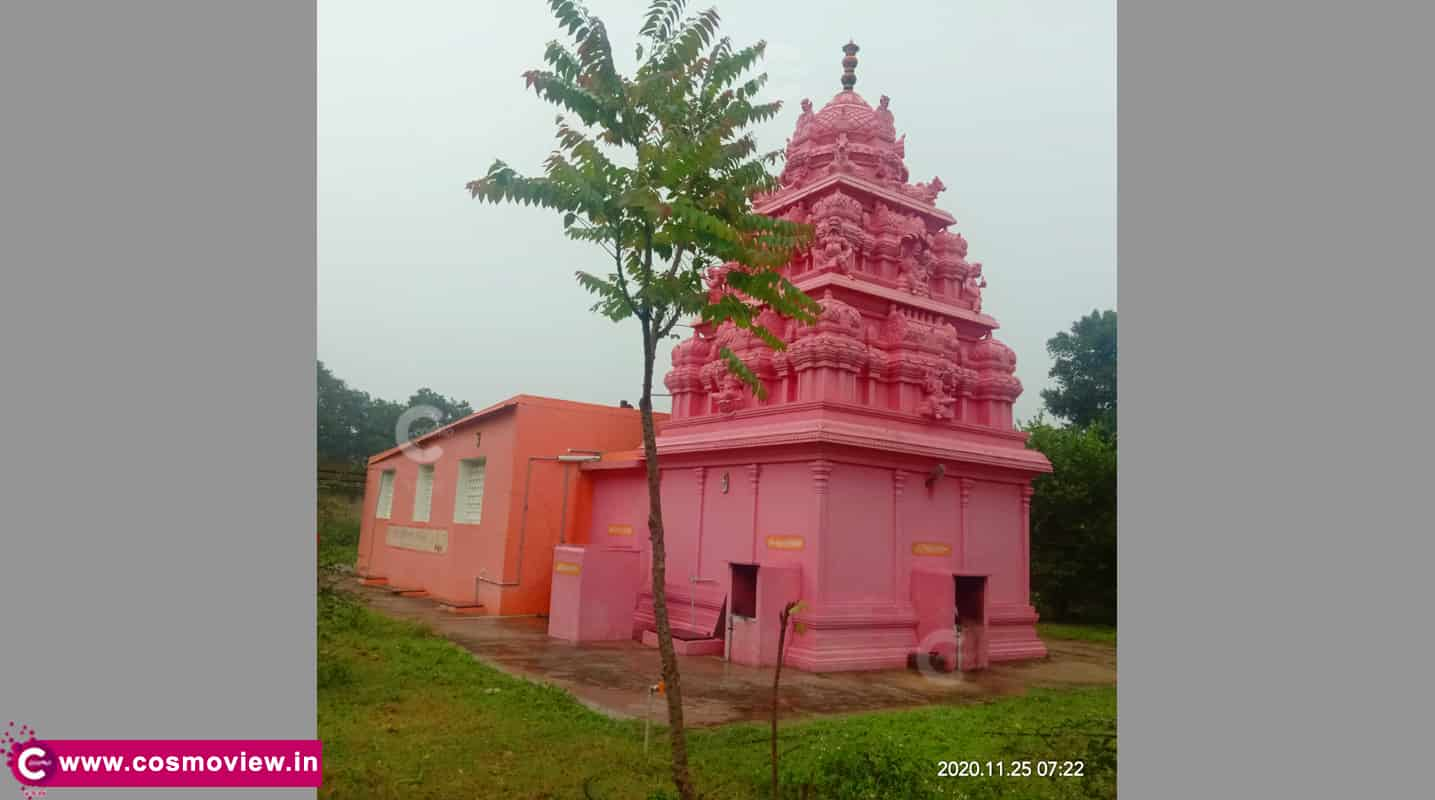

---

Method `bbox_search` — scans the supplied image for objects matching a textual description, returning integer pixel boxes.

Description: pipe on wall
[475,452,600,593]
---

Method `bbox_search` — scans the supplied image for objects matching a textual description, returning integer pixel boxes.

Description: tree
[1024,414,1117,623]
[466,3,817,796]
[1040,309,1117,435]
[316,361,474,465]
[404,388,474,438]
[771,600,803,799]
[317,360,368,464]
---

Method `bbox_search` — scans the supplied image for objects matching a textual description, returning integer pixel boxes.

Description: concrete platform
[349,578,1115,727]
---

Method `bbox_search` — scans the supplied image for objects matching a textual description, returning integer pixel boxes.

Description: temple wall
[895,471,964,599]
[821,463,896,604]
[964,479,1025,606]
[578,450,1044,666]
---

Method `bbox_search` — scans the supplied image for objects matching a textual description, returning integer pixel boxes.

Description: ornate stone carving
[713,372,747,414]
[660,48,1025,433]
[811,189,864,224]
[916,367,957,422]
[794,98,816,143]
[789,291,867,372]
[960,262,987,312]
[875,95,896,140]
[900,176,945,205]
[899,244,935,297]
[810,191,866,274]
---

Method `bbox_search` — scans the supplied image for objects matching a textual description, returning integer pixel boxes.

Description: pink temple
[548,43,1053,672]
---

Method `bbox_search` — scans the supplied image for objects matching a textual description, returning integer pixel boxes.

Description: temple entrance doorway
[954,575,989,671]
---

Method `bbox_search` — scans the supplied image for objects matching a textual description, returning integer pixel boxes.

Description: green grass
[318,493,361,570]
[319,587,1115,799]
[319,517,360,570]
[1037,623,1117,645]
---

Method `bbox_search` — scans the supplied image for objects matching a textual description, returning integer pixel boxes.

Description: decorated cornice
[756,171,956,226]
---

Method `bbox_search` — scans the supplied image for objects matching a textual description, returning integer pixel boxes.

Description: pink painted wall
[752,461,819,603]
[547,545,641,642]
[822,463,895,604]
[964,480,1023,606]
[897,473,964,598]
[571,447,1047,671]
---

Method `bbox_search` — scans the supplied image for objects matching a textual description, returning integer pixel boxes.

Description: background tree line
[316,360,473,466]
[1025,309,1117,624]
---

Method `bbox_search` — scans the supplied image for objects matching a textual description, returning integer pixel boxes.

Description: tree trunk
[771,601,797,800]
[639,320,696,800]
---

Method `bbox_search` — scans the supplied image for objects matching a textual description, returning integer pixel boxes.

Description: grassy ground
[319,587,1114,799]
[1036,623,1117,646]
[316,503,1115,799]
[318,493,361,570]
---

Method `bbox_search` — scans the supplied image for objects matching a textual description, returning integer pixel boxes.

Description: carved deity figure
[831,133,853,174]
[813,217,856,273]
[900,245,934,297]
[875,94,897,140]
[961,262,987,313]
[705,263,735,304]
[714,372,747,414]
[794,99,815,141]
[917,368,957,421]
[810,192,865,274]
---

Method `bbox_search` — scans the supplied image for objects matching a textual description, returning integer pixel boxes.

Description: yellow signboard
[765,535,805,551]
[554,561,582,576]
[911,542,953,557]
[608,524,634,537]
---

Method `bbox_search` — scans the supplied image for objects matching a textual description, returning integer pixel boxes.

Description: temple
[357,43,1052,673]
[550,43,1052,672]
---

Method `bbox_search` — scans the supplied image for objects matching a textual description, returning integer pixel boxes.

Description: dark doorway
[731,563,758,619]
[954,575,989,671]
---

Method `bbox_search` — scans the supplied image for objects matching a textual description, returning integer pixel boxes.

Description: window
[413,464,435,522]
[453,458,487,524]
[375,470,396,520]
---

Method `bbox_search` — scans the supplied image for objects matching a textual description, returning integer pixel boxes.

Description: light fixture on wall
[720,472,730,494]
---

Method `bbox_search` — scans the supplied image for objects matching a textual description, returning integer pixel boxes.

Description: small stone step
[641,629,724,656]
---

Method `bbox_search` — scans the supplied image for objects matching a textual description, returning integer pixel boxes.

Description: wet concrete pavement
[351,579,1116,727]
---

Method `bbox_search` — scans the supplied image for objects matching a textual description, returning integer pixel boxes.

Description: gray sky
[319,0,1115,423]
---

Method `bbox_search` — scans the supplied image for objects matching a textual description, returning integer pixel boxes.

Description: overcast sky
[318,0,1115,423]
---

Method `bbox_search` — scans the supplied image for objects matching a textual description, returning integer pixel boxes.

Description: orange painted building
[354,395,664,615]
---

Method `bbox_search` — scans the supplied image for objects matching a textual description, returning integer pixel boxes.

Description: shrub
[759,728,936,799]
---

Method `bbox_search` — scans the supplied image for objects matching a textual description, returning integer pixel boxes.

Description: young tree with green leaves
[466,2,817,796]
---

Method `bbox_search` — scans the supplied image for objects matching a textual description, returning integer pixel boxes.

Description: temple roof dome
[967,336,1018,373]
